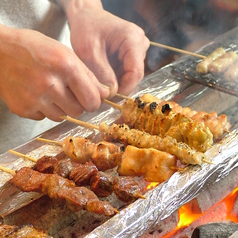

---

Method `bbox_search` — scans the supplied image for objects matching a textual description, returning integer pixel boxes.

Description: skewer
[0,165,15,175]
[103,99,122,110]
[60,115,213,165]
[9,149,37,163]
[36,137,62,147]
[100,83,130,100]
[150,41,206,59]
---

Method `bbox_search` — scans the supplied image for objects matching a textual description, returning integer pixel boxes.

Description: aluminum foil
[0,27,238,237]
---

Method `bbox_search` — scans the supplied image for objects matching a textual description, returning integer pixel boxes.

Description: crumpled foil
[0,27,238,237]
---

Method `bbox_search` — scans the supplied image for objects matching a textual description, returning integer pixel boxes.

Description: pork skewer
[60,115,211,166]
[0,165,117,216]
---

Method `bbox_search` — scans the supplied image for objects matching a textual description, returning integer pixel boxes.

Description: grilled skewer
[0,165,118,216]
[9,150,146,202]
[36,136,121,171]
[105,94,230,141]
[60,116,211,166]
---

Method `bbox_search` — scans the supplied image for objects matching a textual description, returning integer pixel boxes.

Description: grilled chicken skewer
[138,94,230,140]
[36,136,121,171]
[107,94,230,141]
[60,116,210,166]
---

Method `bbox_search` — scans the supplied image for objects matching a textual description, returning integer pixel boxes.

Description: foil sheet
[0,27,238,237]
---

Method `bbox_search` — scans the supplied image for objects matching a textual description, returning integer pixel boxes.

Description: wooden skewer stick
[0,165,15,175]
[60,115,99,130]
[100,83,129,100]
[9,149,37,163]
[150,41,206,59]
[36,137,62,147]
[103,99,122,110]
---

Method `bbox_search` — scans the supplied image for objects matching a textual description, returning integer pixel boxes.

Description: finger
[44,84,85,119]
[80,44,119,98]
[39,103,66,122]
[66,62,108,112]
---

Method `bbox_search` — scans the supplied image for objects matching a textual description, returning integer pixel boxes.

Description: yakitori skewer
[150,41,206,59]
[8,149,146,202]
[59,115,213,165]
[0,165,118,216]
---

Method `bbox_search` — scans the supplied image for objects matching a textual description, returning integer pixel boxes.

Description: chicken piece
[118,145,176,182]
[224,59,238,81]
[139,94,230,140]
[90,171,114,197]
[62,137,95,163]
[99,122,206,165]
[69,161,98,186]
[208,51,238,74]
[86,200,115,216]
[113,176,143,203]
[62,136,121,170]
[91,141,122,171]
[196,47,226,74]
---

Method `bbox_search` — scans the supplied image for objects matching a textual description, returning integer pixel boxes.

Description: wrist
[56,0,103,16]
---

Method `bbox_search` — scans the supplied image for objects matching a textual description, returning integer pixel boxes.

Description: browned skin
[122,97,213,152]
[128,94,230,140]
[62,136,121,170]
[11,167,115,216]
[53,158,74,178]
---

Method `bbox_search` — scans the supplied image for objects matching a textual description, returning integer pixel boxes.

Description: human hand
[0,24,110,121]
[62,0,150,96]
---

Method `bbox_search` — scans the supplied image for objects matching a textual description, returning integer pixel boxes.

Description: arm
[56,0,150,96]
[0,23,110,121]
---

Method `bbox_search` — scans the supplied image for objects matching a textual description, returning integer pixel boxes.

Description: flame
[164,186,238,238]
[146,182,159,190]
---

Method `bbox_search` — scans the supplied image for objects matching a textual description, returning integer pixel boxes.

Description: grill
[0,27,238,238]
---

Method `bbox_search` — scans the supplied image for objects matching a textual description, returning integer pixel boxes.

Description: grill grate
[171,28,238,97]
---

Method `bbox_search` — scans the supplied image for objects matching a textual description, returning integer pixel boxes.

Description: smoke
[102,0,238,71]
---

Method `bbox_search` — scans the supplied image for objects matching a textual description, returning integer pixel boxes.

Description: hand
[0,24,110,121]
[64,0,150,96]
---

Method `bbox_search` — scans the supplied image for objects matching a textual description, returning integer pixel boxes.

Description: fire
[164,185,238,238]
[146,182,159,190]
[176,203,202,228]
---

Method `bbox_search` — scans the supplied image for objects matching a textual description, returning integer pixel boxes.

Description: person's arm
[56,0,150,96]
[0,23,110,121]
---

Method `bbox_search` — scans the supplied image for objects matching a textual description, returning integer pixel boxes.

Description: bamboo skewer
[103,99,122,110]
[0,165,15,175]
[150,41,206,59]
[36,137,62,147]
[9,149,37,163]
